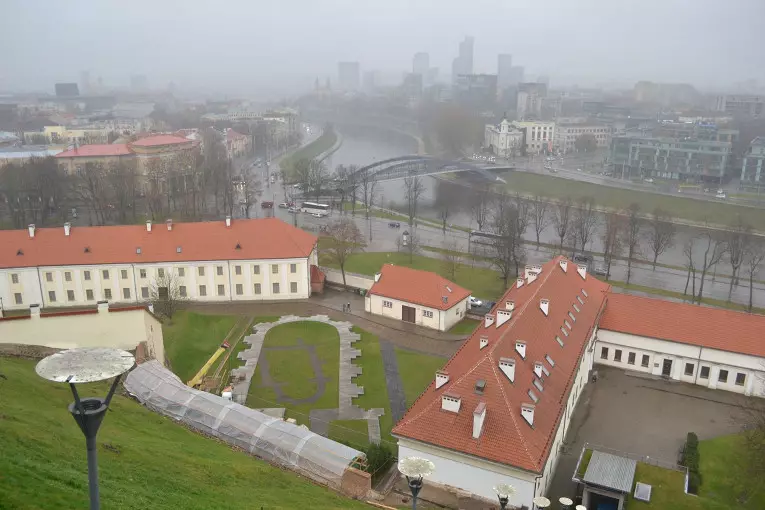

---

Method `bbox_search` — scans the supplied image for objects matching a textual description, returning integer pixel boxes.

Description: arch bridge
[350,155,510,183]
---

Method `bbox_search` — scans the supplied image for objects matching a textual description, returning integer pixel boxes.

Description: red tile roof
[392,257,610,473]
[0,218,317,269]
[227,129,248,141]
[130,135,191,147]
[600,293,765,358]
[55,144,131,158]
[368,264,471,311]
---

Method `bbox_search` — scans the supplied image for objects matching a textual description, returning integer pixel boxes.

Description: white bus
[469,230,504,246]
[300,202,330,216]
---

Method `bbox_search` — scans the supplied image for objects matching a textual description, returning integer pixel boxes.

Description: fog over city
[2,0,764,96]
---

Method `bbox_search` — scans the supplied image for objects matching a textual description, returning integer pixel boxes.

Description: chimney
[515,340,527,359]
[442,296,448,305]
[484,314,495,328]
[64,222,71,236]
[559,259,568,272]
[30,304,40,318]
[577,264,587,280]
[472,402,487,439]
[435,370,450,389]
[146,220,152,232]
[28,224,35,238]
[499,357,516,382]
[166,219,173,231]
[524,265,532,279]
[479,336,488,349]
[225,215,232,227]
[516,278,524,288]
[496,309,512,327]
[148,303,155,314]
[505,301,515,312]
[374,272,382,282]
[521,403,535,427]
[534,362,544,378]
[441,392,461,413]
[540,298,549,316]
[97,300,109,313]
[527,272,538,285]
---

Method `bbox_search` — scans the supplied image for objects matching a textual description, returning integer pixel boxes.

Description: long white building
[0,217,320,311]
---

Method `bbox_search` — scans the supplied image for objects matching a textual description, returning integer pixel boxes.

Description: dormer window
[568,311,576,322]
[528,389,539,403]
[555,335,564,347]
[577,295,584,305]
[16,249,23,256]
[176,246,182,253]
[136,247,142,254]
[561,326,569,337]
[84,247,91,253]
[545,354,555,367]
[235,243,242,250]
[582,289,589,298]
[573,303,580,313]
[533,378,544,392]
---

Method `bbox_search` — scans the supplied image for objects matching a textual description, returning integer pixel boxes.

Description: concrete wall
[320,267,374,290]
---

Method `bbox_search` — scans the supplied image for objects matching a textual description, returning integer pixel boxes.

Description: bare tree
[108,160,138,224]
[513,193,531,240]
[469,184,491,231]
[441,239,461,281]
[601,211,623,279]
[144,158,167,221]
[403,175,425,227]
[553,197,573,254]
[745,240,765,312]
[695,229,727,304]
[241,172,262,219]
[726,215,752,299]
[623,203,643,285]
[434,180,460,233]
[359,168,377,220]
[75,162,111,225]
[647,208,676,270]
[404,230,420,263]
[574,196,598,255]
[309,159,329,202]
[489,195,525,287]
[530,196,551,248]
[334,164,357,214]
[324,218,366,287]
[683,238,698,298]
[150,270,186,319]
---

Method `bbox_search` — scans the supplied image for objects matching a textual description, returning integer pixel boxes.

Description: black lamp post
[406,475,423,510]
[398,457,435,510]
[494,483,516,510]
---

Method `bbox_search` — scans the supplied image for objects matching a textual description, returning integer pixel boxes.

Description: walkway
[379,339,407,423]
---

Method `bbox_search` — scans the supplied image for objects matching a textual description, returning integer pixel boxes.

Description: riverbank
[280,128,339,181]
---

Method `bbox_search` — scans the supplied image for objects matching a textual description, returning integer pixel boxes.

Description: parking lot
[547,365,755,502]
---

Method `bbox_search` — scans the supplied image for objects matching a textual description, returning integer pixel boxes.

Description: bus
[300,202,330,216]
[469,230,504,246]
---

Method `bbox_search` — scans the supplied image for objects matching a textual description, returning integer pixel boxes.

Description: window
[102,270,109,280]
[600,347,609,360]
[48,290,56,302]
[11,273,19,284]
[528,389,538,403]
[176,246,182,254]
[67,290,75,301]
[217,284,225,296]
[272,264,279,274]
[561,326,569,337]
[198,267,205,277]
[141,287,149,298]
[700,366,710,379]
[254,283,261,294]
[423,310,434,318]
[290,263,297,273]
[272,282,280,294]
[555,335,564,347]
[178,267,185,277]
[140,269,147,278]
[581,289,588,297]
[86,289,94,301]
[641,354,650,367]
[216,266,224,276]
[235,265,242,275]
[84,270,91,281]
[158,268,165,278]
[14,292,23,304]
[383,300,393,308]
[120,288,129,299]
[121,269,128,279]
[65,272,72,282]
[253,265,260,275]
[199,285,207,297]
[564,320,571,330]
[718,370,729,383]
[179,286,187,297]
[104,288,112,300]
[684,363,694,376]
[627,352,636,365]
[614,349,622,362]
[46,272,53,282]
[545,354,555,367]
[736,373,746,386]
[576,295,584,305]
[533,378,544,392]
[568,311,576,322]
[290,282,298,293]
[235,283,243,295]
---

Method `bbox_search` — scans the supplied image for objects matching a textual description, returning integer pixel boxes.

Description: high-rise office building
[451,36,474,83]
[413,52,429,75]
[338,62,361,91]
[497,54,513,89]
[509,66,525,86]
[516,82,547,120]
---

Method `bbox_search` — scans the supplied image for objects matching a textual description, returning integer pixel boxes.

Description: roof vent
[474,379,486,394]
[577,264,587,280]
[16,249,23,256]
[472,402,487,439]
[166,219,173,231]
[515,341,526,359]
[225,216,232,227]
[84,247,91,253]
[545,354,555,367]
[540,298,549,316]
[534,362,544,378]
[516,278,524,288]
[374,272,381,282]
[496,309,512,327]
[442,296,448,304]
[505,301,515,311]
[446,286,452,293]
[499,357,516,382]
[521,403,535,427]
[484,314,495,328]
[136,247,142,254]
[28,224,35,238]
[146,220,152,232]
[441,392,461,413]
[435,370,450,389]
[64,222,71,236]
[235,243,242,250]
[479,336,489,350]
[559,259,567,272]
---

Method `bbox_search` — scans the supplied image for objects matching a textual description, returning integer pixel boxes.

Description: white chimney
[64,222,71,236]
[505,301,515,311]
[30,304,40,318]
[496,309,512,327]
[534,362,544,378]
[225,215,232,227]
[515,341,527,359]
[28,224,35,238]
[166,219,173,231]
[97,300,109,313]
[521,403,535,427]
[559,259,568,272]
[146,220,152,232]
[540,298,549,316]
[441,392,461,413]
[435,370,450,389]
[516,278,524,288]
[484,314,495,328]
[533,264,542,273]
[499,357,516,382]
[577,264,587,280]
[374,272,381,282]
[527,272,538,285]
[479,336,489,349]
[524,265,532,279]
[148,303,155,314]
[472,402,487,439]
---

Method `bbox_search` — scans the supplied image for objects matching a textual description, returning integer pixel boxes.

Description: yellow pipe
[187,344,228,388]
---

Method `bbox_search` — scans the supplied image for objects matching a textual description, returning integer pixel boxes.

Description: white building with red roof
[364,264,471,331]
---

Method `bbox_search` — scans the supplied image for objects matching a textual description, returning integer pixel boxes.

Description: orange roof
[0,218,317,269]
[130,135,191,147]
[600,293,765,357]
[55,144,131,158]
[368,264,471,310]
[392,257,610,473]
[227,129,248,140]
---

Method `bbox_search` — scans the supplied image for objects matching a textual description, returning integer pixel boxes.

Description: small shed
[580,450,637,510]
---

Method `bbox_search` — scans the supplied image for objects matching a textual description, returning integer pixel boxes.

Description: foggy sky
[2,0,763,97]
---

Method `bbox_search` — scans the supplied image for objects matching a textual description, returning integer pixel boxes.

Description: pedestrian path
[379,339,407,423]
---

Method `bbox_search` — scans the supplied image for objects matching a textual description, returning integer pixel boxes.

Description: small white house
[364,264,470,331]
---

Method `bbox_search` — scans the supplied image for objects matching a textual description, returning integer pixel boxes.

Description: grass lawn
[327,420,372,450]
[0,357,368,510]
[395,348,447,407]
[448,318,480,336]
[163,311,239,383]
[625,462,715,510]
[320,251,508,300]
[246,321,339,425]
[501,171,765,230]
[698,434,765,509]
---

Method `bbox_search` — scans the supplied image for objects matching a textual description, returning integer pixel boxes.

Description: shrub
[363,443,394,483]
[682,432,702,494]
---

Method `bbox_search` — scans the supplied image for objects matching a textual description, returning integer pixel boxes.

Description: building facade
[512,120,555,154]
[485,119,524,157]
[741,136,765,185]
[714,94,764,117]
[554,123,611,154]
[516,82,547,120]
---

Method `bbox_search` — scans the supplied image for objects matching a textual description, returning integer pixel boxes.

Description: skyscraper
[451,36,474,83]
[497,54,513,89]
[338,62,361,91]
[413,52,429,75]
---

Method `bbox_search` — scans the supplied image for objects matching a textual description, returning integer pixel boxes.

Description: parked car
[311,212,324,218]
[716,191,727,199]
[573,253,592,264]
[388,221,401,228]
[288,206,299,213]
[261,201,274,209]
[469,296,483,307]
[278,202,290,208]
[593,265,608,276]
[644,178,654,183]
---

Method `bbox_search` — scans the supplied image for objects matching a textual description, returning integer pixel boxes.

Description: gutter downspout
[36,267,45,309]
[131,263,138,303]
[228,260,233,302]
[693,346,703,386]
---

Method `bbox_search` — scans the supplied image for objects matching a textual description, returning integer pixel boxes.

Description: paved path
[379,339,407,423]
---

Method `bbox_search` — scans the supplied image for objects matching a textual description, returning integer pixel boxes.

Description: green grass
[625,462,716,510]
[350,326,393,446]
[0,357,368,510]
[280,130,338,180]
[320,251,508,300]
[163,311,239,383]
[698,434,765,509]
[246,321,339,425]
[327,420,373,450]
[395,348,447,407]
[501,171,765,230]
[576,448,593,478]
[448,319,480,335]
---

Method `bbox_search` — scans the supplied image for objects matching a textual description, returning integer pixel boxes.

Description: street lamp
[558,497,574,510]
[36,347,135,510]
[493,483,517,509]
[398,456,435,510]
[532,496,551,510]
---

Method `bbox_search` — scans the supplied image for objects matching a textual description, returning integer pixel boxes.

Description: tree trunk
[653,253,659,270]
[684,267,691,295]
[626,258,633,285]
[749,273,755,312]
[341,265,347,287]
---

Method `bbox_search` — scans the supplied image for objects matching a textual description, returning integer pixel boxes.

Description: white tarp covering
[124,360,364,488]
